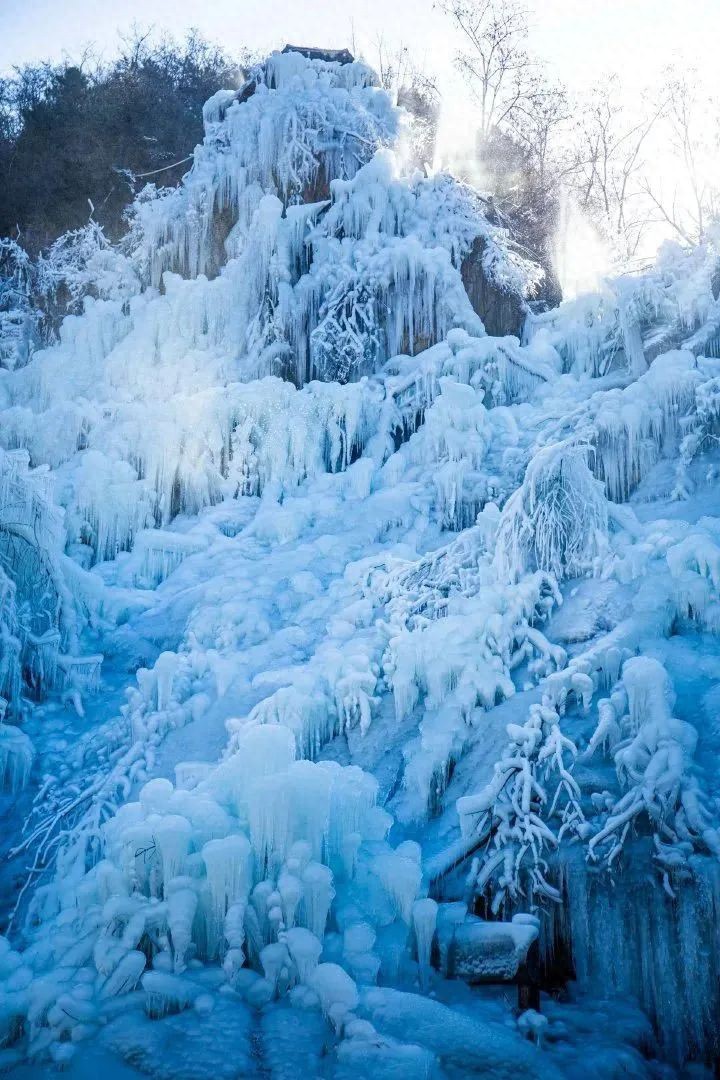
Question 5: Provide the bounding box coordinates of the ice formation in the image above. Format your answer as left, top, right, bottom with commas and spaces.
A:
0, 726, 33, 795
1, 45, 720, 1079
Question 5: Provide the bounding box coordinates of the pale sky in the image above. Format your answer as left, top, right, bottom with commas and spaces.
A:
1, 0, 719, 94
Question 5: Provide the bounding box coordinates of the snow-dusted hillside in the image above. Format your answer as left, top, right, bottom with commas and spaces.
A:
1, 47, 720, 1078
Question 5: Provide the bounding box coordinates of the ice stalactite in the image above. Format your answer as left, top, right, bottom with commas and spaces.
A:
673, 371, 720, 499
166, 882, 198, 974
0, 724, 34, 794
142, 971, 196, 1019
525, 292, 619, 377
0, 563, 21, 712
411, 897, 437, 987
371, 844, 423, 924
0, 446, 102, 714
153, 814, 193, 886
202, 834, 253, 958
284, 926, 322, 983
589, 350, 702, 502
301, 862, 335, 939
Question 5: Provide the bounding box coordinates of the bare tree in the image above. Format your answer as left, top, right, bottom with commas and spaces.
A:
366, 35, 441, 170
437, 0, 570, 295
371, 35, 414, 97
568, 77, 665, 260
438, 0, 535, 143
506, 75, 570, 190
640, 69, 719, 246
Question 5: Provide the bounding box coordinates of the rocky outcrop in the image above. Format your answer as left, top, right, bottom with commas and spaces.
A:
238, 47, 356, 105
461, 235, 528, 338
711, 258, 720, 301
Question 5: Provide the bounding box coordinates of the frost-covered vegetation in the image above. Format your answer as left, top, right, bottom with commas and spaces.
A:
1, 45, 720, 1079
0, 31, 245, 251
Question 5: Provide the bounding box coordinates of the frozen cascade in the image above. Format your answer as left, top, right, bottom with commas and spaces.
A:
0, 51, 540, 568
560, 848, 720, 1065
2, 44, 720, 1079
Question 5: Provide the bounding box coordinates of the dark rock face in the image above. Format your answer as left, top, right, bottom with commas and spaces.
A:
711, 259, 720, 301
236, 79, 258, 105
281, 45, 355, 65
460, 235, 528, 338
300, 162, 331, 206
208, 204, 238, 280
533, 258, 563, 312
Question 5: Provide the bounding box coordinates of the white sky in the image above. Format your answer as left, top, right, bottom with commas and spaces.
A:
1, 0, 719, 93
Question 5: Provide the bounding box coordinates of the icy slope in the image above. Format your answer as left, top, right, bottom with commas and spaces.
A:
1, 47, 720, 1078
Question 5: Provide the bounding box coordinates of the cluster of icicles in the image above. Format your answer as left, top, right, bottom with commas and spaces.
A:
0, 50, 538, 572
1, 723, 445, 1068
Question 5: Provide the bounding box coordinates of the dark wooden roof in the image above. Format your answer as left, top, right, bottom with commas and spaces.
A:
281, 45, 354, 65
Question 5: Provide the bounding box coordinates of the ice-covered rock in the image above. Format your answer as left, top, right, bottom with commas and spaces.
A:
438, 916, 539, 982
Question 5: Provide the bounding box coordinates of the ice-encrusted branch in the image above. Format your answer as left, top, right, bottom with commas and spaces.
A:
459, 700, 585, 912
587, 657, 720, 873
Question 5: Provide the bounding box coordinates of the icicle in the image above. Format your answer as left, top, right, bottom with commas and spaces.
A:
166, 881, 198, 974
412, 897, 438, 987
0, 725, 33, 794
153, 815, 192, 888
300, 861, 335, 938
284, 927, 322, 984
372, 848, 422, 924
213, 723, 296, 819
202, 834, 253, 958
260, 941, 291, 996
277, 870, 302, 929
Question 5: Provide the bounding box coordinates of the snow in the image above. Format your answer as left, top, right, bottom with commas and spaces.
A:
308, 961, 359, 1023
1, 43, 720, 1080
359, 986, 561, 1078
